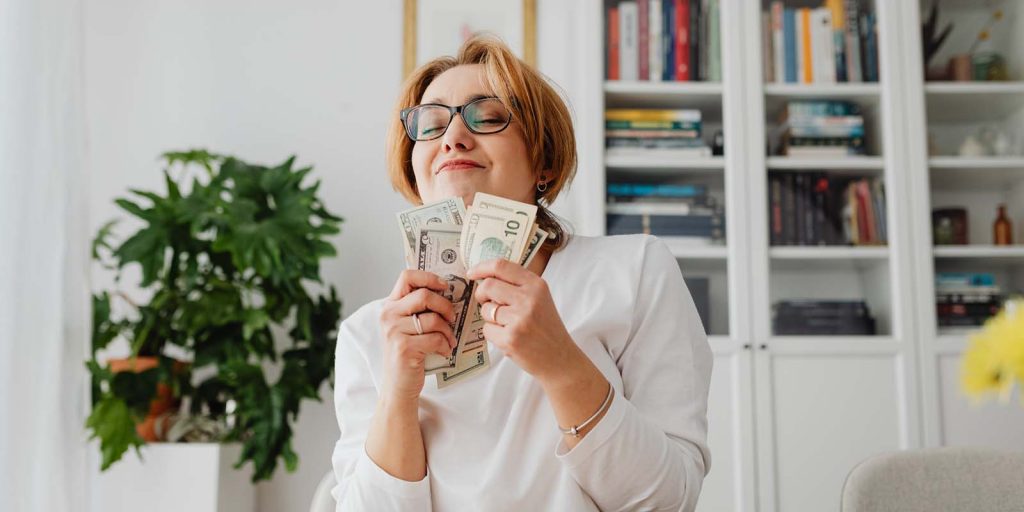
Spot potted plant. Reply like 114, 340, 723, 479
87, 149, 343, 494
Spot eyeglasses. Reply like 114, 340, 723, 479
400, 97, 512, 141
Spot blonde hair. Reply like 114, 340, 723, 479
386, 35, 576, 251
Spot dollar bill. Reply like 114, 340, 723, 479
397, 197, 466, 268
415, 224, 472, 375
461, 192, 537, 268
520, 226, 549, 267
437, 349, 490, 389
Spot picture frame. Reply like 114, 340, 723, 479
403, 0, 536, 77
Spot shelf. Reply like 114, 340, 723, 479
933, 245, 1024, 261
766, 156, 884, 172
605, 153, 725, 171
663, 240, 728, 260
770, 246, 889, 260
928, 157, 1024, 190
770, 246, 889, 271
763, 83, 882, 113
929, 157, 1024, 169
604, 81, 723, 114
924, 82, 1024, 123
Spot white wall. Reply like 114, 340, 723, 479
83, 1, 589, 510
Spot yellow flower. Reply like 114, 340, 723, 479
961, 300, 1024, 403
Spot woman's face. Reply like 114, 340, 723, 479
411, 64, 538, 208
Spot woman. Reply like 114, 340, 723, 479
331, 36, 712, 511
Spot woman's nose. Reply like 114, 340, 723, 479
441, 114, 475, 153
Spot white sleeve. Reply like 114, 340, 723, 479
330, 311, 433, 511
555, 236, 713, 512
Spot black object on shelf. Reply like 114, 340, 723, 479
932, 207, 968, 245
772, 299, 877, 335
684, 276, 711, 334
711, 129, 725, 156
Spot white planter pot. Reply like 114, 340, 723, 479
93, 443, 255, 512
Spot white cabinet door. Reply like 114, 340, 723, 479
754, 349, 910, 512
697, 348, 756, 512
933, 351, 1024, 450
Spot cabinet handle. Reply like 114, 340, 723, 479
759, 344, 768, 350
743, 343, 751, 350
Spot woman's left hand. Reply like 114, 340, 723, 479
466, 258, 582, 386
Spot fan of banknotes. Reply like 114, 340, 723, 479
397, 192, 549, 389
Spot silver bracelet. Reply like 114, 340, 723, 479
559, 382, 614, 438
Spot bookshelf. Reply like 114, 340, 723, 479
577, 0, 1023, 510
899, 0, 1024, 485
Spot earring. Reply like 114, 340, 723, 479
537, 180, 548, 193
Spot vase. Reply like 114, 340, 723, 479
92, 443, 256, 512
108, 357, 188, 441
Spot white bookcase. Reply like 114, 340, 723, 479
561, 0, 1024, 511
896, 0, 1024, 457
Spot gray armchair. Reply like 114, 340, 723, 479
309, 471, 336, 512
841, 447, 1024, 512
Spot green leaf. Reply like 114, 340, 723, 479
86, 396, 144, 471
242, 309, 270, 341
92, 220, 120, 260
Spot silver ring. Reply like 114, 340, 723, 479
489, 304, 501, 324
412, 313, 423, 335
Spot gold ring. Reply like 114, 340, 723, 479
412, 313, 423, 335
490, 304, 501, 324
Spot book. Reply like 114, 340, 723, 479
639, 0, 649, 80
609, 6, 620, 80
606, 129, 702, 138
675, 0, 690, 80
606, 119, 702, 130
783, 7, 797, 83
844, 0, 863, 82
770, 174, 783, 245
608, 182, 708, 198
861, 10, 878, 81
762, 11, 774, 83
799, 8, 813, 83
771, 2, 785, 83
606, 109, 702, 122
650, 0, 663, 81
935, 272, 996, 288
707, 0, 721, 81
605, 146, 712, 159
827, 0, 847, 82
607, 214, 725, 238
811, 8, 836, 83
606, 138, 708, 149
782, 100, 861, 118
663, 0, 674, 81
620, 1, 639, 81
690, 0, 701, 81
606, 201, 710, 215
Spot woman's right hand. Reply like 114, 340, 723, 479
378, 270, 457, 402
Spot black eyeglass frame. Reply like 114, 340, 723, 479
399, 96, 513, 142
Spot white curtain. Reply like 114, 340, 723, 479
0, 0, 91, 510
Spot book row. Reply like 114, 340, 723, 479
606, 0, 721, 82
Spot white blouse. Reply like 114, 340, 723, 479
331, 234, 713, 511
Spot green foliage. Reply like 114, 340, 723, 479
87, 150, 343, 481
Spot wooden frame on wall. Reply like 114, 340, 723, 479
402, 0, 536, 77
